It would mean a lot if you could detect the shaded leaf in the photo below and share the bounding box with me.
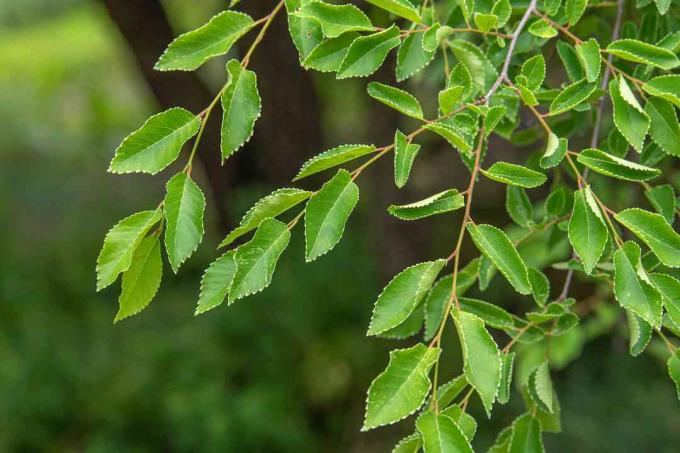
[337,26,401,79]
[220,60,261,159]
[195,251,236,315]
[388,189,465,220]
[116,235,162,322]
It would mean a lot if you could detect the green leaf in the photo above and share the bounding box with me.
[219,188,312,247]
[650,273,680,329]
[509,414,544,453]
[453,310,502,416]
[116,235,162,322]
[539,133,567,169]
[286,0,324,60]
[303,32,359,72]
[492,0,512,27]
[424,122,472,154]
[363,344,440,430]
[388,190,465,221]
[655,0,672,14]
[449,40,498,93]
[393,434,422,453]
[294,144,376,180]
[518,84,539,107]
[378,304,425,340]
[481,162,547,188]
[294,1,373,38]
[163,172,205,273]
[305,169,360,261]
[576,148,660,181]
[626,310,652,356]
[575,38,601,83]
[528,19,557,39]
[394,130,421,188]
[467,224,532,294]
[337,26,401,79]
[645,184,676,224]
[615,208,680,268]
[417,412,473,453]
[438,86,464,115]
[109,108,200,175]
[565,0,588,26]
[506,186,533,227]
[526,301,570,323]
[613,241,663,327]
[528,362,553,413]
[367,82,424,119]
[228,218,291,302]
[489,426,513,453]
[568,186,608,275]
[606,39,680,70]
[396,32,435,82]
[549,78,597,116]
[485,106,506,136]
[154,11,254,71]
[440,405,477,441]
[645,98,680,156]
[424,259,480,341]
[668,350,680,401]
[610,76,650,153]
[368,260,446,335]
[474,13,498,33]
[642,75,680,108]
[557,40,585,83]
[96,209,162,291]
[520,55,546,91]
[459,297,515,329]
[221,60,261,159]
[195,251,236,315]
[545,186,569,218]
[366,0,422,23]
[497,352,515,404]
[528,267,550,307]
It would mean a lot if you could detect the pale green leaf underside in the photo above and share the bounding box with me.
[294,144,376,180]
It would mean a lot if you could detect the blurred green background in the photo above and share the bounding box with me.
[1,1,679,451]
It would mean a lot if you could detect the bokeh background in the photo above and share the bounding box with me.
[1,0,679,451]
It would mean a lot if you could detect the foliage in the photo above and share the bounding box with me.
[97,0,680,450]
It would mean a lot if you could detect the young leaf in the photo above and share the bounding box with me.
[467,224,532,295]
[669,351,680,401]
[396,32,435,82]
[615,208,680,268]
[650,273,680,329]
[485,106,506,136]
[367,82,424,119]
[453,310,502,417]
[302,32,359,72]
[366,0,422,23]
[221,60,261,159]
[294,144,376,180]
[363,344,440,430]
[610,76,650,153]
[540,133,568,169]
[393,434,422,453]
[195,251,236,315]
[521,55,546,91]
[116,235,162,322]
[96,209,162,291]
[508,413,544,453]
[528,362,554,413]
[626,310,652,356]
[492,0,512,27]
[613,241,663,327]
[506,186,533,227]
[576,148,661,181]
[645,184,676,224]
[474,13,498,33]
[416,412,473,453]
[528,19,557,39]
[424,122,472,154]
[568,186,608,275]
[481,162,547,188]
[549,78,598,116]
[497,352,515,404]
[228,218,291,302]
[109,108,200,175]
[337,26,401,79]
[154,11,254,71]
[368,260,446,335]
[528,267,550,307]
[642,75,680,108]
[219,188,312,247]
[644,98,680,156]
[394,130,421,188]
[164,172,205,273]
[294,1,373,38]
[575,38,601,83]
[606,39,680,70]
[388,189,465,220]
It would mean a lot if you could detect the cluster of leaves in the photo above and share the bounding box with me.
[97,0,680,450]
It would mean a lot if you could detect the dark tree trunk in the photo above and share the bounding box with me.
[102,0,322,231]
